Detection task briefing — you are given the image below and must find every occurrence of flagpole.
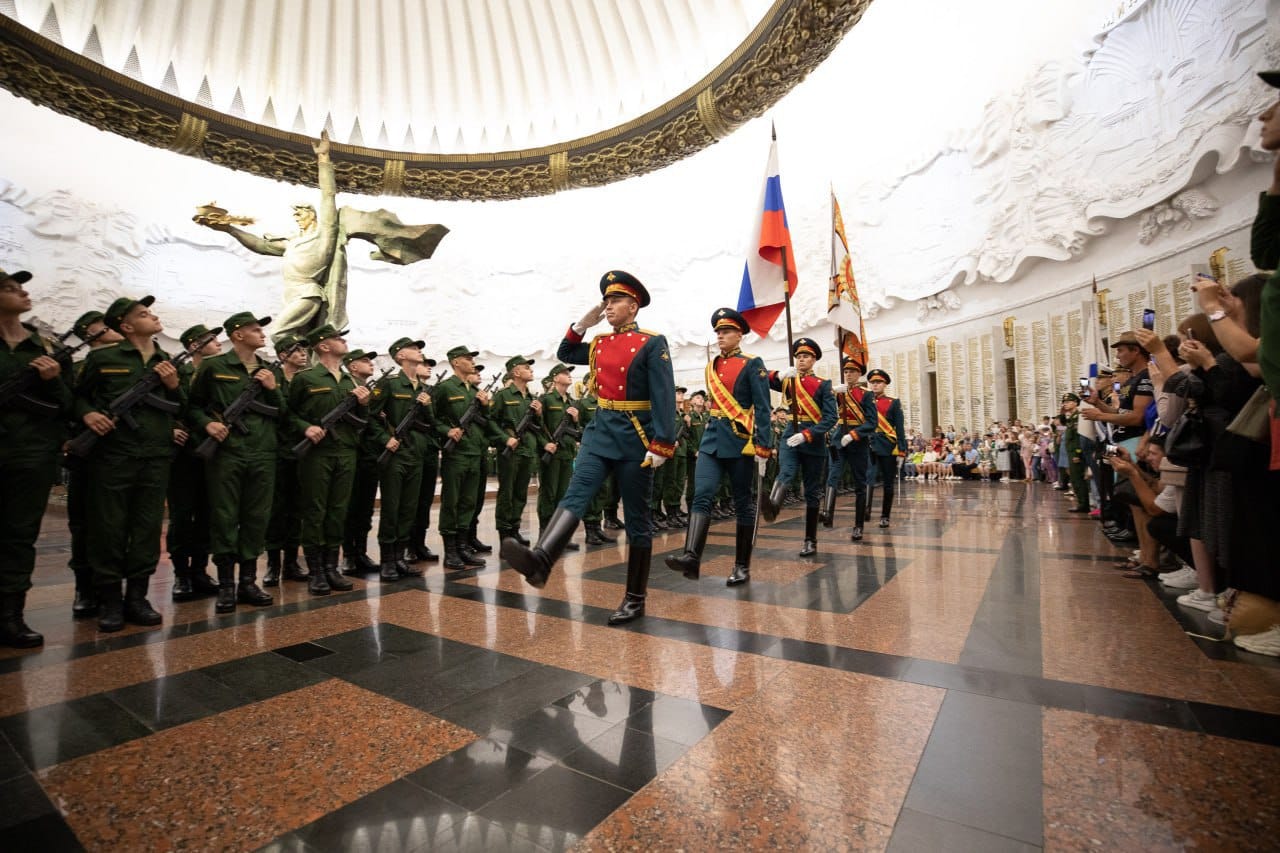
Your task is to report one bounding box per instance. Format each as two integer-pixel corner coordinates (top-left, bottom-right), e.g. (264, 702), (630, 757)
(773, 123), (799, 427)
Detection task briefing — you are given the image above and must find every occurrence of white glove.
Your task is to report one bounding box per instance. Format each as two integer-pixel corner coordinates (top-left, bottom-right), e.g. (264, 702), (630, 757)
(755, 455), (768, 476)
(776, 366), (797, 380)
(786, 432), (806, 447)
(643, 451), (667, 469)
(840, 433), (854, 447)
(831, 383), (848, 394)
(572, 302), (606, 335)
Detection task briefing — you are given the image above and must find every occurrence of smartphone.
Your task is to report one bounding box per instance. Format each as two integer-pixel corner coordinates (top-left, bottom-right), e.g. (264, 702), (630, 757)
(1079, 377), (1090, 388)
(1113, 382), (1122, 392)
(1104, 444), (1120, 457)
(1184, 327), (1195, 342)
(1141, 308), (1155, 330)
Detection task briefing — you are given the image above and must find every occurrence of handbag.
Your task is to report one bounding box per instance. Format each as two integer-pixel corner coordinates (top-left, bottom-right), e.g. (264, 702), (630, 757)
(1226, 385), (1272, 443)
(1164, 404), (1207, 468)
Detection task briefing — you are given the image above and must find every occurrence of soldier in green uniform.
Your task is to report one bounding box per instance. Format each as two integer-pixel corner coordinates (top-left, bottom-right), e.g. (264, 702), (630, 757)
(406, 357), (442, 564)
(537, 364), (581, 548)
(1059, 393), (1090, 514)
(0, 268), (73, 647)
(187, 312), (281, 613)
(683, 391), (708, 514)
(167, 324), (222, 603)
(432, 345), (493, 569)
(63, 309), (122, 619)
(369, 337), (434, 580)
(73, 295), (183, 632)
(577, 374), (613, 547)
(263, 333), (310, 586)
(491, 355), (544, 546)
(464, 367), (497, 555)
(287, 324), (369, 595)
(339, 349), (381, 576)
(659, 387), (689, 527)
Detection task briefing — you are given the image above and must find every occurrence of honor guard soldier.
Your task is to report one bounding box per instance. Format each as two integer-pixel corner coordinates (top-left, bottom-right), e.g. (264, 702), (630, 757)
(760, 338), (838, 556)
(492, 355), (544, 546)
(340, 349), (381, 576)
(822, 358), (877, 540)
(866, 368), (907, 528)
(168, 323), (222, 603)
(432, 345), (494, 570)
(187, 312), (281, 613)
(64, 309), (122, 620)
(0, 268), (73, 647)
(73, 295), (184, 632)
(502, 270), (677, 625)
(369, 337), (434, 580)
(665, 308), (774, 586)
(263, 333), (310, 586)
(537, 364), (580, 549)
(463, 367), (497, 555)
(287, 324), (368, 595)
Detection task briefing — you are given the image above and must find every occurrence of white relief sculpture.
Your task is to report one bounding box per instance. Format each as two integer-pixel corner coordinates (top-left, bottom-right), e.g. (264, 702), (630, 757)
(1136, 188), (1221, 244)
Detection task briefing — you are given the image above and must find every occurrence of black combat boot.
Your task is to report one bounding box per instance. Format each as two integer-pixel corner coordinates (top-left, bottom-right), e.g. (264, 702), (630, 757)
(819, 486), (837, 528)
(851, 491), (867, 541)
(799, 506), (819, 557)
(237, 560), (274, 606)
(305, 548), (330, 596)
(97, 581), (125, 633)
(584, 522), (609, 546)
(466, 524), (493, 554)
(343, 540), (377, 576)
(664, 512), (710, 580)
(608, 546), (652, 625)
(727, 524), (754, 586)
(379, 543), (401, 581)
(283, 545), (309, 580)
(442, 535), (467, 570)
(407, 527), (439, 562)
(664, 506), (687, 528)
(602, 510), (624, 531)
(263, 550), (283, 587)
(71, 578), (98, 619)
(501, 508), (579, 589)
(170, 553), (196, 602)
(759, 480), (788, 523)
(123, 577), (162, 626)
(457, 539), (487, 568)
(214, 556), (237, 613)
(0, 593), (43, 648)
(324, 547), (353, 591)
(396, 541), (422, 576)
(189, 554), (219, 597)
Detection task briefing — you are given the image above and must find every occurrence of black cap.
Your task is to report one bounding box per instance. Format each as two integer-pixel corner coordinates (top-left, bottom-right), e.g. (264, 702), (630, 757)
(599, 270), (650, 308)
(792, 337), (822, 360)
(866, 368), (891, 384)
(710, 307), (749, 334)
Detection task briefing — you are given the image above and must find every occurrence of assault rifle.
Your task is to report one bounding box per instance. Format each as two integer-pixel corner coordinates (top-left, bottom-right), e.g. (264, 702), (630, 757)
(66, 327), (222, 459)
(0, 326), (105, 418)
(501, 395), (542, 459)
(192, 358), (281, 461)
(441, 373), (502, 453)
(377, 369), (445, 466)
(292, 366), (392, 459)
(540, 409), (582, 465)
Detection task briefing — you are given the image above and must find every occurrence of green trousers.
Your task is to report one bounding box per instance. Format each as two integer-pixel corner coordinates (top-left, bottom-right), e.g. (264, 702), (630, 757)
(87, 452), (170, 582)
(495, 451), (535, 532)
(65, 461), (89, 576)
(438, 451), (480, 537)
(378, 451), (423, 544)
(412, 449), (440, 535)
(537, 454), (573, 528)
(662, 452), (687, 509)
(166, 449), (209, 561)
(0, 456), (59, 594)
(298, 450), (356, 549)
(265, 456), (300, 551)
(206, 452), (275, 561)
(343, 454), (379, 547)
(1069, 455), (1090, 512)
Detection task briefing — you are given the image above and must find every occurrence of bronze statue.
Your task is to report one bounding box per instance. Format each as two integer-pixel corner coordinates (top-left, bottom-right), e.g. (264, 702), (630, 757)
(195, 132), (448, 339)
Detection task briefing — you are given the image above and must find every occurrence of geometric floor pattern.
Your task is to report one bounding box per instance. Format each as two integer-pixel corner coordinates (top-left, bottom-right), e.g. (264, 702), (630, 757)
(3, 481), (1278, 851)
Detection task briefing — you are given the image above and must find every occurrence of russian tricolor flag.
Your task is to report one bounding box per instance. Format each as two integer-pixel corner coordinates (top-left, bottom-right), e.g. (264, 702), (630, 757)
(736, 139), (798, 337)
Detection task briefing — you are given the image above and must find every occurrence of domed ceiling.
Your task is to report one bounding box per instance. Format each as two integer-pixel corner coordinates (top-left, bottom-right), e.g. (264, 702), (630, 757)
(0, 0), (872, 199)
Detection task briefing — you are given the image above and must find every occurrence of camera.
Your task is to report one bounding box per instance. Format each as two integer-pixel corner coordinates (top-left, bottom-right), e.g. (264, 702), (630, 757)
(1103, 444), (1120, 457)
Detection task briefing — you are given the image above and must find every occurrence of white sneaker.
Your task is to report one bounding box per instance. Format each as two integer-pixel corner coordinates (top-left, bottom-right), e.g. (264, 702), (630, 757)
(1160, 566), (1199, 590)
(1177, 589), (1218, 612)
(1233, 624), (1280, 657)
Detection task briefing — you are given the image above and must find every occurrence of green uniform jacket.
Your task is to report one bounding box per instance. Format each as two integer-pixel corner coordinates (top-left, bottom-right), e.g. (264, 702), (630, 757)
(370, 370), (434, 462)
(272, 366), (300, 458)
(432, 375), (498, 456)
(73, 340), (184, 457)
(685, 410), (707, 458)
(539, 390), (579, 459)
(187, 352), (283, 456)
(1251, 192), (1280, 393)
(286, 363), (367, 454)
(0, 325), (72, 463)
(491, 383), (546, 457)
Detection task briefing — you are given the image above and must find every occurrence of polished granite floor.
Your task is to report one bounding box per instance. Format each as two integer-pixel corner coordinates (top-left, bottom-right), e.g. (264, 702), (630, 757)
(3, 480), (1279, 851)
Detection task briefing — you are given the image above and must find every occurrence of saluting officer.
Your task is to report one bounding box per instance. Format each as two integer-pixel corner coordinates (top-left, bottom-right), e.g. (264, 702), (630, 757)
(186, 312), (281, 613)
(502, 270), (676, 625)
(537, 364), (580, 550)
(0, 268), (72, 647)
(73, 295), (183, 632)
(822, 358), (877, 540)
(287, 324), (369, 595)
(760, 338), (838, 557)
(665, 308), (773, 586)
(491, 355), (544, 546)
(263, 332), (310, 586)
(866, 368), (907, 529)
(432, 345), (494, 569)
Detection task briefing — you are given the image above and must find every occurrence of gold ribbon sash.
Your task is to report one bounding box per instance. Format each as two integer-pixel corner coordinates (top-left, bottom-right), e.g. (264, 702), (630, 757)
(706, 359), (756, 454)
(786, 375), (822, 423)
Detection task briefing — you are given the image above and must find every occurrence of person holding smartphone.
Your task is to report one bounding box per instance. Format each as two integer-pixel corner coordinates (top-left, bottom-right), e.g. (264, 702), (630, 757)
(1080, 331), (1154, 459)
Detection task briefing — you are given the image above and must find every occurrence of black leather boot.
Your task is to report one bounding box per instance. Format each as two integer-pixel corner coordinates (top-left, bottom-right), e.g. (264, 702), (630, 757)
(466, 525), (493, 553)
(727, 524), (754, 586)
(171, 553), (196, 602)
(819, 486), (837, 528)
(664, 512), (710, 580)
(305, 547), (330, 596)
(0, 592), (43, 648)
(97, 581), (125, 632)
(396, 541), (422, 576)
(584, 522), (609, 546)
(608, 546), (651, 625)
(283, 545), (309, 580)
(880, 486), (894, 528)
(408, 527), (439, 562)
(263, 549), (282, 587)
(215, 556), (238, 613)
(325, 547), (353, 591)
(71, 576), (98, 619)
(799, 506), (819, 557)
(501, 508), (579, 589)
(851, 492), (867, 541)
(237, 560), (274, 606)
(457, 540), (486, 568)
(664, 507), (687, 528)
(379, 543), (401, 581)
(189, 554), (220, 597)
(123, 577), (162, 626)
(512, 529), (531, 545)
(602, 511), (624, 531)
(442, 535), (467, 570)
(759, 479), (788, 523)
(343, 540), (378, 576)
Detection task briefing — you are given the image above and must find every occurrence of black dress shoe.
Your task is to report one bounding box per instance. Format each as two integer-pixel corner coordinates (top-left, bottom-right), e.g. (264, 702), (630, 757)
(878, 517), (890, 529)
(850, 526), (863, 541)
(799, 539), (817, 557)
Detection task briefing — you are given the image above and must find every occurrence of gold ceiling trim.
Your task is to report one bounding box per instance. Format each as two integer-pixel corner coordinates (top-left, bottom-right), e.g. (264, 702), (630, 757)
(0, 0), (873, 200)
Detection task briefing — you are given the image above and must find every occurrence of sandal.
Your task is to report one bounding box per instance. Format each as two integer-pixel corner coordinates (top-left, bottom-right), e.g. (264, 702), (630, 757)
(1114, 558), (1141, 570)
(1122, 565), (1157, 578)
